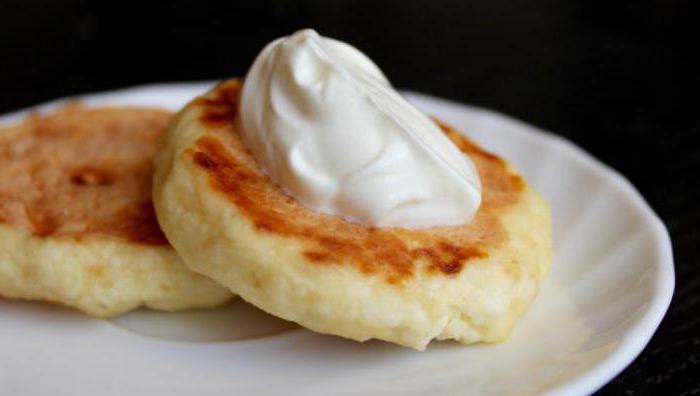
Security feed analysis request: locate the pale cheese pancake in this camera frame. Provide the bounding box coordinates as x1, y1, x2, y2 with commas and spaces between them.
153, 79, 551, 349
0, 105, 231, 317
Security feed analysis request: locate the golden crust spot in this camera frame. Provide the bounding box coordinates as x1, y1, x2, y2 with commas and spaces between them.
70, 166, 116, 186
87, 265, 104, 278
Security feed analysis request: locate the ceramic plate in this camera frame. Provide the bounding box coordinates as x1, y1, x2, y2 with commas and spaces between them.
0, 83, 674, 395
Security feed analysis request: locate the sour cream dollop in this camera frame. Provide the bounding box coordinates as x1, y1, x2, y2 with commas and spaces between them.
239, 29, 481, 229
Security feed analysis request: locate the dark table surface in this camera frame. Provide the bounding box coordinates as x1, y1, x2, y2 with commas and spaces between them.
1, 0, 698, 394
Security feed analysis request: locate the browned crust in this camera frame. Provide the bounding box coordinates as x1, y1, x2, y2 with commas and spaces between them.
0, 105, 172, 245
190, 80, 524, 283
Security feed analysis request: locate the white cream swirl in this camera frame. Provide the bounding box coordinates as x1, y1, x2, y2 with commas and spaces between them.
239, 29, 481, 229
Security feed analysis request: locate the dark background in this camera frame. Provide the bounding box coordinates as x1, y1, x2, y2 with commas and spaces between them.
1, 0, 698, 393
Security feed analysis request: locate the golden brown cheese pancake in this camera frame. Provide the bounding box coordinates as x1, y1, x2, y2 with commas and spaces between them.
153, 79, 551, 349
0, 105, 231, 317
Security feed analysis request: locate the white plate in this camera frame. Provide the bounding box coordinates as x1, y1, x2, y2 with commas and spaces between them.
0, 83, 674, 395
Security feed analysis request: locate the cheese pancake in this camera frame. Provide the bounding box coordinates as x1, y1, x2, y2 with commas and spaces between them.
0, 105, 231, 317
153, 79, 551, 349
